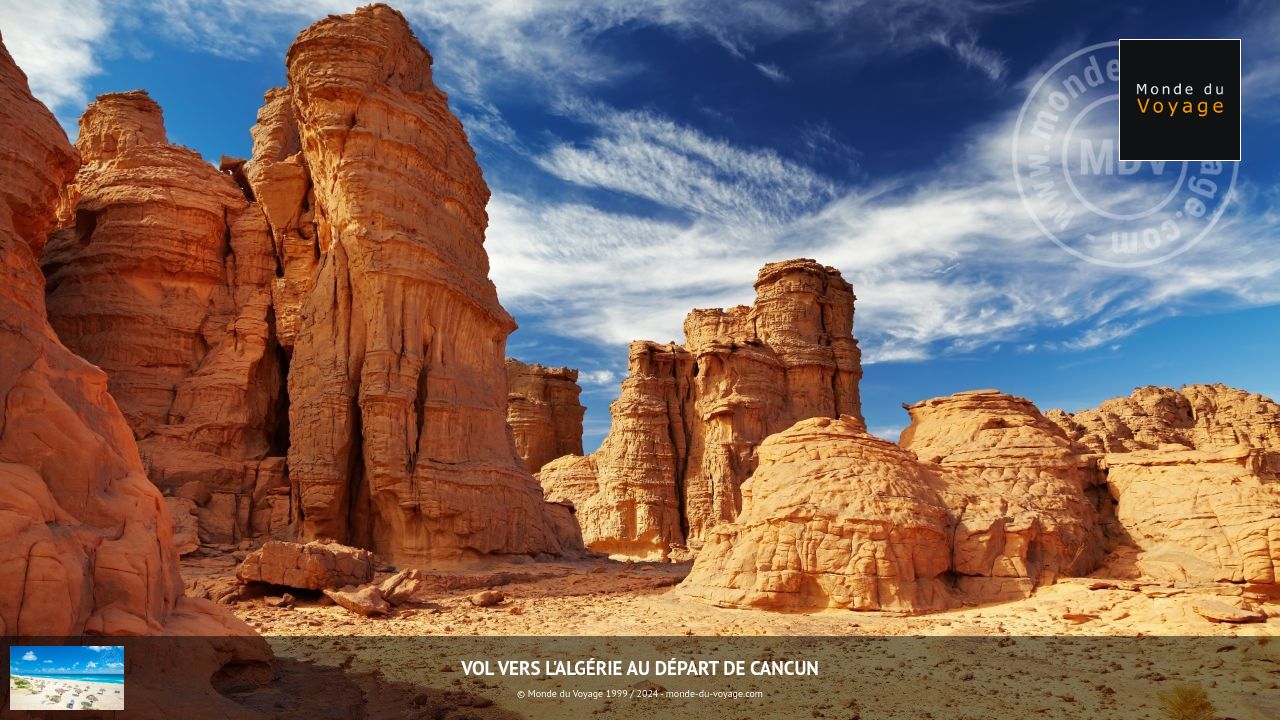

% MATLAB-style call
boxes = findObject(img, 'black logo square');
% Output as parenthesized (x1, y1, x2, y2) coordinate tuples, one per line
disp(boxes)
(1119, 39, 1240, 161)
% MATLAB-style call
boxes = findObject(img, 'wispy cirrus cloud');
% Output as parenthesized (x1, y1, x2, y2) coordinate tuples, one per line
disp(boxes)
(1, 0, 1019, 125)
(489, 89, 1280, 364)
(537, 102, 838, 224)
(4, 0, 1279, 375)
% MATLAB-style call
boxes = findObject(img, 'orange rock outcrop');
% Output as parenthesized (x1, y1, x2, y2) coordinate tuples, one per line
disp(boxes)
(540, 259, 863, 559)
(506, 359, 585, 473)
(1049, 384, 1280, 584)
(245, 5, 574, 564)
(682, 416, 954, 612)
(0, 32, 256, 640)
(683, 391, 1106, 611)
(43, 90, 291, 548)
(901, 390, 1106, 601)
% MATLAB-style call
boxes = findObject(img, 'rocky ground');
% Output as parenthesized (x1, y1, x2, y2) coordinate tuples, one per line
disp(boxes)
(182, 549, 1280, 719)
(184, 549, 1279, 638)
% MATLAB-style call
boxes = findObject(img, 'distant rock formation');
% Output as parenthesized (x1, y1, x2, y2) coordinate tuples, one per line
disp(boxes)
(506, 359, 585, 473)
(683, 390, 1105, 612)
(245, 5, 575, 564)
(540, 259, 863, 560)
(1049, 384, 1280, 584)
(43, 90, 291, 549)
(0, 32, 257, 642)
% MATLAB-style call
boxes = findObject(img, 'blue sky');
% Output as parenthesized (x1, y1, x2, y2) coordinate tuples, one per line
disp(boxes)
(1, 0, 1277, 447)
(9, 646, 124, 675)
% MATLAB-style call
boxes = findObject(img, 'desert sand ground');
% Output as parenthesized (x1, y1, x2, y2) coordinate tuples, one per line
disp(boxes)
(8, 675, 124, 711)
(180, 550, 1279, 639)
(183, 548, 1279, 719)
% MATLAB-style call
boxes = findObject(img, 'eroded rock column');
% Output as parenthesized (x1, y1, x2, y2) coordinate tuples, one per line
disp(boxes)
(256, 5, 572, 564)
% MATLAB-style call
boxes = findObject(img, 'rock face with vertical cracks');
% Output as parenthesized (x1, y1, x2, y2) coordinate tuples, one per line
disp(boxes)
(1048, 384, 1280, 584)
(682, 391, 1105, 612)
(256, 5, 572, 564)
(42, 90, 291, 548)
(540, 258, 863, 560)
(506, 359, 585, 474)
(0, 33, 262, 647)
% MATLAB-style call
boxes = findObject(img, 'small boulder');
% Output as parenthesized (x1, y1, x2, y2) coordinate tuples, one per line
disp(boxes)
(324, 585, 390, 616)
(469, 590, 505, 607)
(236, 540, 376, 590)
(378, 569, 430, 605)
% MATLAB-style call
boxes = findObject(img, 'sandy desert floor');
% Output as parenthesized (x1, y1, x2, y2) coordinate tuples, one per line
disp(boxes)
(8, 676, 125, 711)
(181, 549, 1279, 639)
(179, 549, 1280, 718)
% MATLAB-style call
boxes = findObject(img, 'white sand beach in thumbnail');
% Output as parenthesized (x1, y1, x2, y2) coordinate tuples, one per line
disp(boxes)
(9, 675, 124, 711)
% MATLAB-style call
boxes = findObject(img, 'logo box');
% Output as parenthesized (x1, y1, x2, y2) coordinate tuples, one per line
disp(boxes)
(1119, 39, 1241, 161)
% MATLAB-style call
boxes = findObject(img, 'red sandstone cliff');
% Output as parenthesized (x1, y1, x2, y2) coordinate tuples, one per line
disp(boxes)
(0, 31, 258, 646)
(44, 90, 290, 549)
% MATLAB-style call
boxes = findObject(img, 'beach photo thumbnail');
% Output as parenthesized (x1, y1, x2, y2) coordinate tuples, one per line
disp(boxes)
(8, 645, 124, 711)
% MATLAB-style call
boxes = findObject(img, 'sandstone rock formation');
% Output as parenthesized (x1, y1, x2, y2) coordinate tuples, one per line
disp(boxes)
(682, 416, 954, 612)
(683, 391, 1106, 611)
(901, 390, 1106, 601)
(28, 5, 578, 567)
(1049, 385, 1280, 584)
(540, 259, 863, 559)
(506, 359, 585, 473)
(242, 5, 573, 564)
(43, 90, 291, 547)
(0, 32, 257, 642)
(236, 540, 375, 590)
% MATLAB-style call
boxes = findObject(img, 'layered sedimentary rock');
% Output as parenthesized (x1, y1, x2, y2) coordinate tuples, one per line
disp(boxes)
(0, 33, 257, 643)
(682, 416, 953, 612)
(901, 390, 1106, 601)
(42, 91, 291, 548)
(1049, 385, 1280, 584)
(246, 5, 572, 564)
(683, 390, 1106, 611)
(540, 259, 863, 559)
(506, 359, 585, 473)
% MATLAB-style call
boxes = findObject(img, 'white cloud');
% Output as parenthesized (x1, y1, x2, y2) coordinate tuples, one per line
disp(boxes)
(753, 61, 789, 83)
(930, 30, 1007, 82)
(490, 89, 1280, 363)
(538, 101, 837, 224)
(21, 651, 36, 661)
(86, 661, 98, 669)
(3, 0, 1277, 368)
(0, 0, 109, 113)
(86, 646, 115, 652)
(0, 0, 1021, 134)
(579, 369, 618, 386)
(43, 660, 52, 664)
